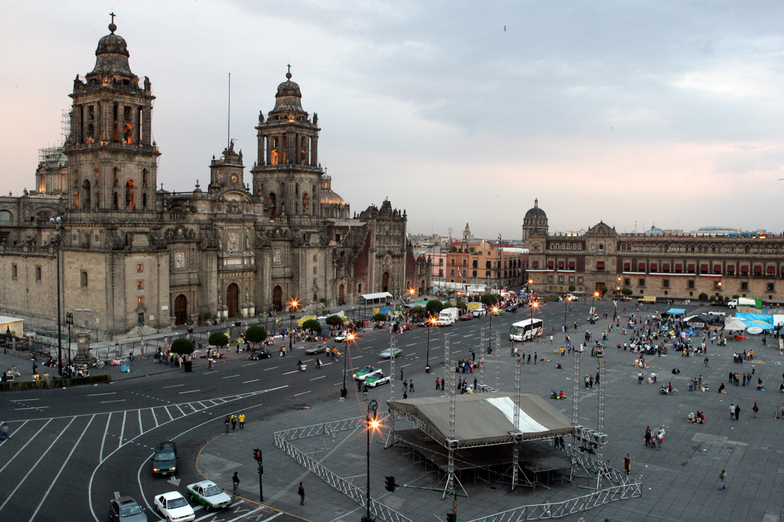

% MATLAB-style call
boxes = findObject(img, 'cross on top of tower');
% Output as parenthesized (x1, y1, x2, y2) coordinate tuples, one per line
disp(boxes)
(286, 64, 292, 80)
(109, 12, 117, 33)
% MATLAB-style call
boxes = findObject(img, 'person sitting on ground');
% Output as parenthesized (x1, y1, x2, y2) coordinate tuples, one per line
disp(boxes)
(559, 390, 565, 399)
(555, 363, 562, 369)
(718, 382, 725, 393)
(687, 412, 696, 423)
(698, 411, 705, 424)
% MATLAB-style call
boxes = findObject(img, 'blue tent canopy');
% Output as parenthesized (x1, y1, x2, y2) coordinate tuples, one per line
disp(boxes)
(735, 313, 775, 331)
(666, 308, 686, 315)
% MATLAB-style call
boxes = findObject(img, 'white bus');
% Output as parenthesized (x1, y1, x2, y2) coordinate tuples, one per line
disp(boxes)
(509, 319, 544, 342)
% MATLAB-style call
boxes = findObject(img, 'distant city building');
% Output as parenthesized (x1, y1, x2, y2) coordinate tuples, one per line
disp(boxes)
(0, 21, 429, 338)
(525, 201, 784, 303)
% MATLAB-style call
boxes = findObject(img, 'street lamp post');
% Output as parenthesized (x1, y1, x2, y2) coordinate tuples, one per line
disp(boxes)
(288, 299, 299, 353)
(341, 332, 355, 399)
(362, 399, 379, 522)
(563, 296, 569, 334)
(488, 306, 499, 354)
(50, 216, 63, 376)
(530, 302, 539, 342)
(65, 312, 73, 368)
(425, 315, 436, 372)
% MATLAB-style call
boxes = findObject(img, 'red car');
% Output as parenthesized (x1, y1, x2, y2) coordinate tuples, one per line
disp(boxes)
(459, 312, 473, 321)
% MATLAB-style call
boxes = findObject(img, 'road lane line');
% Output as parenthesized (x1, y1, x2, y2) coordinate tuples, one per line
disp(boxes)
(29, 415, 95, 520)
(309, 375, 326, 381)
(138, 408, 143, 434)
(14, 406, 49, 411)
(151, 407, 159, 428)
(175, 404, 186, 417)
(243, 378, 260, 384)
(0, 416, 77, 512)
(294, 390, 311, 397)
(178, 389, 201, 394)
(119, 411, 126, 447)
(203, 371, 218, 375)
(222, 374, 240, 379)
(87, 392, 116, 397)
(282, 370, 298, 375)
(100, 399, 126, 404)
(0, 420, 45, 474)
(9, 398, 39, 402)
(163, 384, 184, 389)
(263, 366, 279, 371)
(162, 406, 173, 422)
(99, 413, 111, 462)
(242, 362, 257, 367)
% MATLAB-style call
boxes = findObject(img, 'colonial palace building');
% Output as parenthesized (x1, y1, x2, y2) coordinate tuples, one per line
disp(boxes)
(0, 21, 429, 339)
(523, 201, 784, 304)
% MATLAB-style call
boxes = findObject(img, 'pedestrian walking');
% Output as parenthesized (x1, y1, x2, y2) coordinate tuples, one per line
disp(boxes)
(225, 415, 231, 433)
(231, 413, 238, 430)
(735, 404, 740, 420)
(752, 402, 759, 418)
(624, 454, 631, 475)
(440, 378, 445, 391)
(719, 469, 727, 490)
(239, 412, 246, 430)
(400, 368, 404, 381)
(644, 426, 651, 448)
(435, 377, 440, 390)
(409, 379, 414, 392)
(729, 403, 735, 420)
(402, 379, 408, 392)
(233, 472, 240, 495)
(298, 482, 305, 505)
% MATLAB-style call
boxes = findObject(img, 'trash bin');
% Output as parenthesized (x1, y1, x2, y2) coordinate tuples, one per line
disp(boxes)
(183, 360, 193, 372)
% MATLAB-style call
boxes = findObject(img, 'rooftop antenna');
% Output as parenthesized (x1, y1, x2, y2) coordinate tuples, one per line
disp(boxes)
(227, 73, 231, 149)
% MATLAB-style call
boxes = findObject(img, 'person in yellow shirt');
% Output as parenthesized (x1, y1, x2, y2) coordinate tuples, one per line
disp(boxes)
(238, 412, 246, 430)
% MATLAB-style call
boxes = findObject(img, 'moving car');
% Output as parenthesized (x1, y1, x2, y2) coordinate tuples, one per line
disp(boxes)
(458, 312, 473, 321)
(153, 491, 195, 522)
(305, 344, 328, 355)
(248, 349, 271, 360)
(151, 441, 178, 476)
(364, 370, 391, 388)
(504, 304, 518, 313)
(109, 495, 147, 522)
(186, 480, 232, 512)
(353, 365, 376, 381)
(379, 347, 402, 359)
(335, 332, 348, 342)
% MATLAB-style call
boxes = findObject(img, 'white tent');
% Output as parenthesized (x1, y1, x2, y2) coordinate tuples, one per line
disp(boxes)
(723, 317, 747, 333)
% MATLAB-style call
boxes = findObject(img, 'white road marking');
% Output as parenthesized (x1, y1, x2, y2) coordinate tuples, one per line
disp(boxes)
(99, 413, 111, 462)
(0, 420, 48, 474)
(87, 392, 116, 397)
(29, 415, 95, 520)
(100, 399, 126, 404)
(9, 398, 38, 402)
(119, 411, 126, 447)
(14, 406, 49, 411)
(222, 374, 240, 379)
(309, 375, 326, 381)
(282, 370, 298, 375)
(294, 390, 311, 397)
(243, 378, 260, 384)
(0, 416, 77, 512)
(179, 389, 201, 394)
(263, 366, 279, 371)
(163, 384, 184, 389)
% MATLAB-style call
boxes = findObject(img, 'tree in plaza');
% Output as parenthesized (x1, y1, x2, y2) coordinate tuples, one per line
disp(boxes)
(480, 293, 498, 307)
(698, 292, 709, 301)
(600, 286, 608, 296)
(245, 325, 267, 348)
(622, 287, 633, 296)
(373, 312, 387, 322)
(568, 285, 576, 292)
(457, 300, 467, 310)
(170, 338, 195, 357)
(426, 299, 445, 315)
(209, 331, 229, 347)
(302, 319, 322, 334)
(325, 315, 344, 328)
(411, 305, 425, 321)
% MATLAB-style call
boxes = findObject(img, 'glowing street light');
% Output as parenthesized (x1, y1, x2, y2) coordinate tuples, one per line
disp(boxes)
(362, 399, 380, 522)
(288, 299, 299, 353)
(488, 305, 499, 353)
(529, 301, 539, 342)
(341, 331, 356, 399)
(425, 315, 437, 372)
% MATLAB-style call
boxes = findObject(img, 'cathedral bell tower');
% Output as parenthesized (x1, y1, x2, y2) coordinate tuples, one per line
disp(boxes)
(251, 68, 322, 220)
(65, 18, 160, 213)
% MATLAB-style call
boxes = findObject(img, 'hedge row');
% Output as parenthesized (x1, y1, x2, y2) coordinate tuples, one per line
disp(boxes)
(0, 373, 112, 391)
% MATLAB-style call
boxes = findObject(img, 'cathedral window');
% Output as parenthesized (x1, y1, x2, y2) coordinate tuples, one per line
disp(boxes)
(113, 192, 119, 209)
(88, 105, 94, 120)
(142, 169, 148, 187)
(123, 124, 133, 144)
(87, 124, 95, 143)
(124, 106, 131, 120)
(113, 167, 119, 186)
(303, 193, 309, 212)
(126, 180, 136, 208)
(82, 179, 91, 210)
(74, 191, 79, 208)
(142, 193, 148, 209)
(269, 193, 277, 218)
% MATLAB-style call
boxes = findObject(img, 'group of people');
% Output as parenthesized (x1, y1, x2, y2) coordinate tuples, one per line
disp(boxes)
(224, 412, 246, 432)
(644, 426, 665, 449)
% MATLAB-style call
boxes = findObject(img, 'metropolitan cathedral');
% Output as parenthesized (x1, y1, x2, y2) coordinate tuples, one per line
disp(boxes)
(0, 21, 430, 338)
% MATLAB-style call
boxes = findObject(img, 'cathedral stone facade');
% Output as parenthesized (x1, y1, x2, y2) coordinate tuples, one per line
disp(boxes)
(0, 22, 430, 339)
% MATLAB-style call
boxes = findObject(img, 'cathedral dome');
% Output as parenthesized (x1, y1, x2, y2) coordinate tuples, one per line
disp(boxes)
(321, 188, 346, 206)
(273, 68, 305, 113)
(88, 22, 134, 77)
(523, 198, 547, 225)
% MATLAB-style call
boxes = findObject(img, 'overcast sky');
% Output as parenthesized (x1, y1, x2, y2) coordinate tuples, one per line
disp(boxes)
(3, 1, 784, 239)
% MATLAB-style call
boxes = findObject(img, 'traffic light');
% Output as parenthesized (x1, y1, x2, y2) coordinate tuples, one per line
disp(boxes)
(446, 513, 456, 522)
(253, 448, 262, 462)
(384, 475, 396, 492)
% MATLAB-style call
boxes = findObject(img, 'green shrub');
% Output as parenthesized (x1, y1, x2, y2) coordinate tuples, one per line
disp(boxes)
(171, 338, 195, 356)
(302, 319, 322, 333)
(245, 325, 267, 344)
(209, 332, 229, 346)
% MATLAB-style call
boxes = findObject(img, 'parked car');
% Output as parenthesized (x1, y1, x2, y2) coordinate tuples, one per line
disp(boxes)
(153, 491, 195, 522)
(353, 365, 376, 381)
(109, 496, 147, 522)
(379, 347, 402, 359)
(364, 370, 391, 388)
(335, 332, 347, 342)
(458, 312, 473, 321)
(186, 480, 232, 512)
(151, 441, 178, 477)
(248, 349, 271, 360)
(305, 344, 328, 355)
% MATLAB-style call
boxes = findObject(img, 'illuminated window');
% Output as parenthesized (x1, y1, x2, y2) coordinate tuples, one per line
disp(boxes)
(137, 297, 144, 305)
(136, 263, 143, 273)
(137, 280, 143, 289)
(126, 180, 136, 208)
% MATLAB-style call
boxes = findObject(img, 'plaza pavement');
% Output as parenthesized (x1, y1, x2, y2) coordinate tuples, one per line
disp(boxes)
(195, 305, 784, 522)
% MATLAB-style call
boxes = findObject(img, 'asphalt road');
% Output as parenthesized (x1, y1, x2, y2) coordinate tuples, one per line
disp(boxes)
(8, 296, 727, 522)
(0, 300, 570, 522)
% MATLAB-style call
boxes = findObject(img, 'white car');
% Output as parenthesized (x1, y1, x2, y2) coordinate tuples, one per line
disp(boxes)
(186, 480, 232, 511)
(334, 333, 347, 342)
(363, 370, 392, 388)
(707, 311, 726, 316)
(379, 347, 402, 359)
(154, 491, 195, 522)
